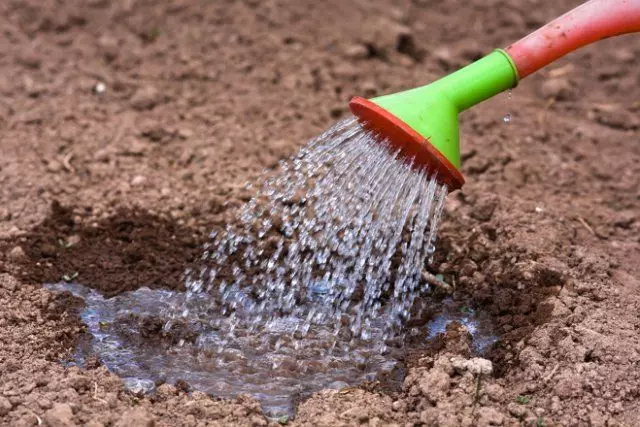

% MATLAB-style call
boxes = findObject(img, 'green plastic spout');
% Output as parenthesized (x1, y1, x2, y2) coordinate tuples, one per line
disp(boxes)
(370, 49, 518, 168)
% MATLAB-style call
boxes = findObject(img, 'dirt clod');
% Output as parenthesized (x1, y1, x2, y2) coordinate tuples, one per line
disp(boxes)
(115, 408, 155, 427)
(7, 246, 26, 262)
(451, 357, 493, 375)
(130, 86, 163, 111)
(0, 397, 12, 417)
(44, 403, 76, 427)
(539, 77, 574, 100)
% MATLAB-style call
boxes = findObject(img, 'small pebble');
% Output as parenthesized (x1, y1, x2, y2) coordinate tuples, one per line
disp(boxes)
(131, 175, 147, 186)
(130, 85, 162, 110)
(67, 235, 81, 246)
(7, 246, 27, 262)
(344, 43, 369, 59)
(94, 149, 110, 162)
(177, 128, 194, 139)
(98, 34, 119, 61)
(47, 160, 63, 173)
(40, 243, 58, 258)
(613, 49, 635, 63)
(433, 47, 455, 68)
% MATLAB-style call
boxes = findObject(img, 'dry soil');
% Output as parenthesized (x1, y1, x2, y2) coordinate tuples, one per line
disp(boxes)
(1, 0, 639, 426)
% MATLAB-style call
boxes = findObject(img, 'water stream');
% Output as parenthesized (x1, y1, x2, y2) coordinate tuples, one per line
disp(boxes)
(182, 117, 449, 345)
(46, 118, 496, 416)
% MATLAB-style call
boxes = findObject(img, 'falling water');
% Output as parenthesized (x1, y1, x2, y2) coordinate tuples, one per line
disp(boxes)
(181, 117, 449, 348)
(48, 117, 459, 416)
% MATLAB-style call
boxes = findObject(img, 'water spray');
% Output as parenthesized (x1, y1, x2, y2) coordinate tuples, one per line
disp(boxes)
(42, 0, 640, 415)
(350, 0, 640, 191)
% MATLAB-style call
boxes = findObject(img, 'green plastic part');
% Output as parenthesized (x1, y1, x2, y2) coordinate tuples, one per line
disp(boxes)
(370, 49, 518, 168)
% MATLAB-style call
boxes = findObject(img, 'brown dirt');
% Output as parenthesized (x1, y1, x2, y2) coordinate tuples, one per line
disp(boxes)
(0, 0, 639, 426)
(3, 200, 201, 296)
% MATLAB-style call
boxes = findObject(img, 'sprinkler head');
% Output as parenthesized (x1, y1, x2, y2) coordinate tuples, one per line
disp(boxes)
(349, 49, 519, 192)
(349, 96, 465, 191)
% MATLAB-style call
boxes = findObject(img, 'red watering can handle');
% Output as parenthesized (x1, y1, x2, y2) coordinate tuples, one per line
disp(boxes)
(505, 0, 640, 79)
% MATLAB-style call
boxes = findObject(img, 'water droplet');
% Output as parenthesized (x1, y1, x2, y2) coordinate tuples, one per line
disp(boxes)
(93, 82, 106, 94)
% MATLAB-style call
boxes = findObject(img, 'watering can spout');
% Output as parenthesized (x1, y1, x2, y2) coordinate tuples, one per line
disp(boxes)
(349, 50, 518, 191)
(350, 0, 640, 192)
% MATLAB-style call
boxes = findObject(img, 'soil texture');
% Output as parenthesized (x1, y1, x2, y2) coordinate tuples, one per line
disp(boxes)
(1, 0, 639, 426)
(4, 200, 201, 296)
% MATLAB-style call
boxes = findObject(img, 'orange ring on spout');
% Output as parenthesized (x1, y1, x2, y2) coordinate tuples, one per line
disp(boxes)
(349, 97, 465, 191)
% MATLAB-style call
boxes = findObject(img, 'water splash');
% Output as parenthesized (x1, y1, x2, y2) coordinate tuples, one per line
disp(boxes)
(47, 282, 405, 417)
(46, 283, 497, 417)
(47, 118, 456, 415)
(424, 298, 498, 353)
(181, 117, 449, 348)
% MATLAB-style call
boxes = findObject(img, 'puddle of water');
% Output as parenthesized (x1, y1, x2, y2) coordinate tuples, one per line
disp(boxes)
(47, 283, 496, 417)
(48, 282, 404, 417)
(43, 118, 497, 416)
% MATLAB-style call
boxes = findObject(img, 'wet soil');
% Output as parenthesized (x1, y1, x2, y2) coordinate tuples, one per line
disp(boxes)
(4, 200, 201, 296)
(1, 0, 639, 426)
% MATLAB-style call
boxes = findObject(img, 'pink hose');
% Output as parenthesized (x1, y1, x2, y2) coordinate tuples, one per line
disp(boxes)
(505, 0, 640, 79)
